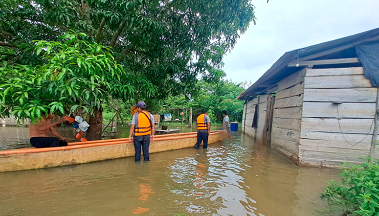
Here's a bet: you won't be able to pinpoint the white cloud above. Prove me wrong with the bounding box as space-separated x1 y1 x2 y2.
223 0 379 84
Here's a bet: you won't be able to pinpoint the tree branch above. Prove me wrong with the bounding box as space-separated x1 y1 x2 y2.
0 34 8 41
0 52 16 56
80 0 93 37
110 21 125 48
0 30 14 40
0 42 16 48
0 31 18 47
119 47 161 55
95 18 106 43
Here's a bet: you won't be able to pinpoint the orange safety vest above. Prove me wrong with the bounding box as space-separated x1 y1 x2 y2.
134 111 152 136
196 114 208 130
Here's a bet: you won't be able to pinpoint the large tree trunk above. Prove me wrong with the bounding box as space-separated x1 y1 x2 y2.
86 108 103 141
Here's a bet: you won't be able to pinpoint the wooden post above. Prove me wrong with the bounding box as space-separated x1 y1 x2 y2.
370 89 379 159
263 95 275 146
243 101 247 133
188 107 192 128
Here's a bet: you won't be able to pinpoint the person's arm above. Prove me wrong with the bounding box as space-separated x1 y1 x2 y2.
206 115 211 134
37 118 65 131
129 124 135 141
49 127 66 140
150 114 155 140
129 115 136 141
225 120 229 131
151 123 155 140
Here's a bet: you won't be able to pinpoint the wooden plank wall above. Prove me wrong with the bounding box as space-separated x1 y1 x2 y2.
243 95 269 141
271 69 306 164
300 67 377 167
256 95 269 141
242 103 246 133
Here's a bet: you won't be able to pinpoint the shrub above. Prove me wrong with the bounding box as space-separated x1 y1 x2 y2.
321 157 379 216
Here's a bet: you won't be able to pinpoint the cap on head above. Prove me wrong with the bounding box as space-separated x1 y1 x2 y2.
135 101 146 109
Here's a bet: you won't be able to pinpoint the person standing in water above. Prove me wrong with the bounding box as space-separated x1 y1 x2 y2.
194 109 211 149
129 101 155 161
29 111 68 148
222 110 232 141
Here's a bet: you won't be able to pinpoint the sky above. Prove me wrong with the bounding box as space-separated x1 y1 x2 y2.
222 0 379 86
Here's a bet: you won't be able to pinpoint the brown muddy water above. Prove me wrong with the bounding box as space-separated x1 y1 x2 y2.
0 125 338 216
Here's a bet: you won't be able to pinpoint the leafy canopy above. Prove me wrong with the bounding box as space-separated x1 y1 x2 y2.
161 77 246 123
0 32 131 122
0 0 256 101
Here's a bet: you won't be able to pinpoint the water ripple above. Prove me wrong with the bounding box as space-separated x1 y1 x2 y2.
0 132 339 216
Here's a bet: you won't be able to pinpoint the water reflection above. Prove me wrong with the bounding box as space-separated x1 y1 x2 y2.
0 132 338 216
0 125 78 150
0 123 222 150
0 126 31 150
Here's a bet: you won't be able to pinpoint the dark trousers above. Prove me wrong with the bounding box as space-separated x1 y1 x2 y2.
133 135 150 161
30 137 68 148
194 131 209 149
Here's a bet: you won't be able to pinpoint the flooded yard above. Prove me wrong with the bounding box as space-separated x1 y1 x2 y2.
0 123 211 150
0 126 338 215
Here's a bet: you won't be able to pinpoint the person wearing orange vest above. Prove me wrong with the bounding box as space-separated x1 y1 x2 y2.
129 101 155 161
194 109 211 149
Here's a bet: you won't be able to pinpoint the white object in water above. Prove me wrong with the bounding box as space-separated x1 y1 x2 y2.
75 116 83 123
79 121 90 131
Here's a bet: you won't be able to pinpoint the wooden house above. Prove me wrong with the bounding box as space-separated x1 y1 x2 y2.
239 28 379 167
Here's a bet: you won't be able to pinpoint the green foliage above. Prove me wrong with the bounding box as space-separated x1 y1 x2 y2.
102 112 115 121
0 64 64 123
0 32 131 122
193 79 245 122
0 0 256 102
206 108 217 122
161 78 245 123
321 157 379 216
1 0 255 138
36 31 134 108
102 99 134 122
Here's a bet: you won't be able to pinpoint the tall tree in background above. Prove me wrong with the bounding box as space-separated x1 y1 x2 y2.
0 0 256 139
162 75 246 123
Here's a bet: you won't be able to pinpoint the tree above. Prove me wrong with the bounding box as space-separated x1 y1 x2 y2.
1 0 256 139
193 79 245 122
0 32 134 140
161 77 245 123
1 0 255 96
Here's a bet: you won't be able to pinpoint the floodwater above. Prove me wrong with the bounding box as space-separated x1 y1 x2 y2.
0 122 209 150
0 125 339 216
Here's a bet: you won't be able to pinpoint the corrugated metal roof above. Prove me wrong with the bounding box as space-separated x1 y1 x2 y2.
238 27 379 100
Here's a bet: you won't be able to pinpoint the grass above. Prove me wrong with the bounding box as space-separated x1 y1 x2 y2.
102 112 132 123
